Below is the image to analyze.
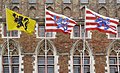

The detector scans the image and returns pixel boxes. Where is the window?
[73,54,90,73]
[2,39,20,73]
[12,0,19,3]
[107,41,120,73]
[117,0,120,3]
[98,0,106,3]
[29,0,36,3]
[2,23,20,38]
[38,25,45,37]
[118,26,120,37]
[73,56,90,73]
[109,57,117,73]
[73,57,80,73]
[38,56,54,73]
[109,57,117,64]
[80,0,88,3]
[73,25,80,37]
[3,56,19,73]
[72,25,91,39]
[81,25,85,37]
[108,34,116,39]
[37,25,56,38]
[46,0,53,3]
[63,0,71,3]
[35,40,58,73]
[69,41,94,73]
[109,55,119,73]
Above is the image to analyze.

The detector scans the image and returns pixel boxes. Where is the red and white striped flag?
[45,9,77,34]
[85,8,119,34]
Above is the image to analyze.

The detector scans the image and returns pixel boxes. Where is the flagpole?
[6,7,11,73]
[44,1,47,73]
[83,5,87,73]
[7,32,11,73]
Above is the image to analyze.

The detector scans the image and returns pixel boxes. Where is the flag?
[85,8,119,34]
[6,8,36,34]
[45,9,77,34]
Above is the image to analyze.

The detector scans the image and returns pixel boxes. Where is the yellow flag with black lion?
[6,8,36,34]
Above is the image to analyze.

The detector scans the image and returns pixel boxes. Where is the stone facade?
[0,0,120,73]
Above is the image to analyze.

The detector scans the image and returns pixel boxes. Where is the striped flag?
[85,8,119,34]
[45,9,77,34]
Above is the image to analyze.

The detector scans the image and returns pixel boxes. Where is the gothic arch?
[98,6,107,16]
[46,6,54,11]
[0,39,23,73]
[29,6,36,18]
[63,6,71,17]
[12,6,19,12]
[1,39,21,55]
[106,40,120,55]
[34,39,59,73]
[70,40,92,55]
[69,40,95,73]
[106,39,120,73]
[35,39,57,55]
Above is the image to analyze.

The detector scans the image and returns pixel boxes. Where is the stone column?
[89,31,110,73]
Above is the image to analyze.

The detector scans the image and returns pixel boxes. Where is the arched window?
[107,40,120,73]
[69,40,94,73]
[34,39,59,73]
[1,39,22,73]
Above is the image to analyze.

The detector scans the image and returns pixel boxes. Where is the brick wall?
[0,0,119,73]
